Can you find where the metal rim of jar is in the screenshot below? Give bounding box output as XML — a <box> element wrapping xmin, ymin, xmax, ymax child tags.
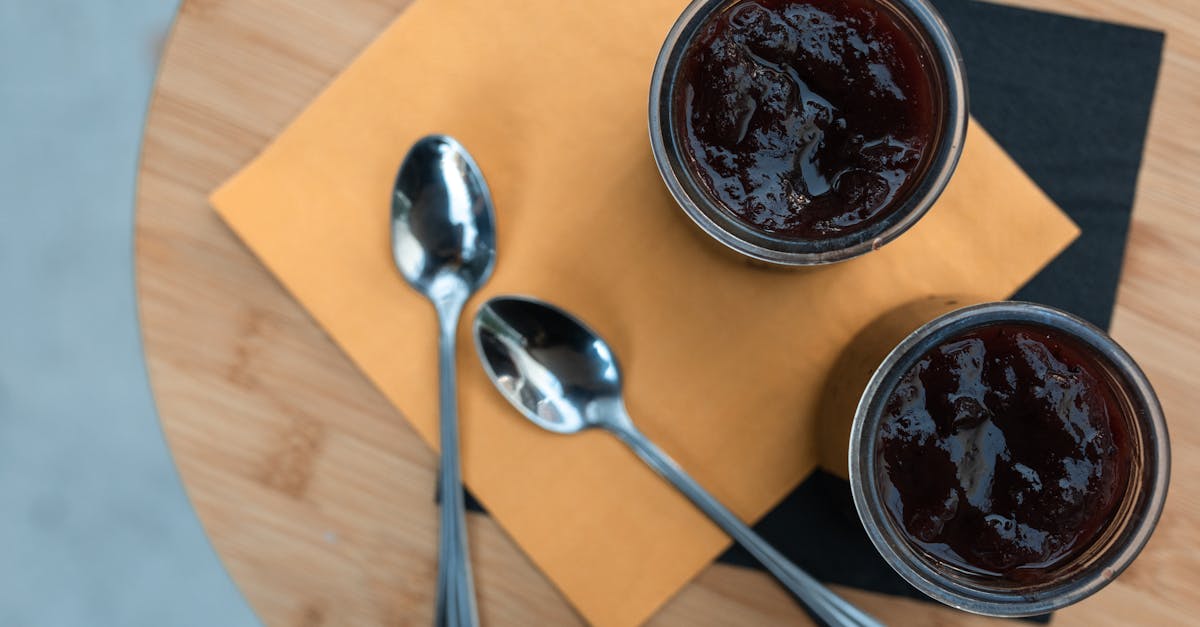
<box><xmin>648</xmin><ymin>0</ymin><xmax>969</xmax><ymax>266</ymax></box>
<box><xmin>848</xmin><ymin>301</ymin><xmax>1171</xmax><ymax>616</ymax></box>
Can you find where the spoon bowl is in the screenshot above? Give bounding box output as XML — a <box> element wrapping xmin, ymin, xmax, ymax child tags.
<box><xmin>475</xmin><ymin>295</ymin><xmax>633</xmax><ymax>432</ymax></box>
<box><xmin>392</xmin><ymin>135</ymin><xmax>496</xmax><ymax>302</ymax></box>
<box><xmin>475</xmin><ymin>297</ymin><xmax>626</xmax><ymax>434</ymax></box>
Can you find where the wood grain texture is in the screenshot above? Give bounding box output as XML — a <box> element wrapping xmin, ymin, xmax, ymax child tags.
<box><xmin>134</xmin><ymin>0</ymin><xmax>1200</xmax><ymax>625</ymax></box>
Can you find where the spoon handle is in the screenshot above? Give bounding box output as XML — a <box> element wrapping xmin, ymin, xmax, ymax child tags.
<box><xmin>613</xmin><ymin>427</ymin><xmax>882</xmax><ymax>627</ymax></box>
<box><xmin>434</xmin><ymin>305</ymin><xmax>479</xmax><ymax>627</ymax></box>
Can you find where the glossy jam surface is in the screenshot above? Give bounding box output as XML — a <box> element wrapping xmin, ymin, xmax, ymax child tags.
<box><xmin>876</xmin><ymin>324</ymin><xmax>1131</xmax><ymax>581</ymax></box>
<box><xmin>674</xmin><ymin>0</ymin><xmax>938</xmax><ymax>241</ymax></box>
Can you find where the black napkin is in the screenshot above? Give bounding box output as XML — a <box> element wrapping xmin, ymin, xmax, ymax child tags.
<box><xmin>941</xmin><ymin>0</ymin><xmax>1163</xmax><ymax>329</ymax></box>
<box><xmin>458</xmin><ymin>0</ymin><xmax>1164</xmax><ymax>619</ymax></box>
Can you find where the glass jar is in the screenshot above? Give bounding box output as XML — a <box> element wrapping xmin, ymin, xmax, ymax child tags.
<box><xmin>849</xmin><ymin>302</ymin><xmax>1170</xmax><ymax>616</ymax></box>
<box><xmin>649</xmin><ymin>0</ymin><xmax>968</xmax><ymax>265</ymax></box>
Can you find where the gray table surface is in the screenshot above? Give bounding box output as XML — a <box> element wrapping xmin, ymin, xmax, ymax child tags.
<box><xmin>1</xmin><ymin>2</ymin><xmax>258</xmax><ymax>625</ymax></box>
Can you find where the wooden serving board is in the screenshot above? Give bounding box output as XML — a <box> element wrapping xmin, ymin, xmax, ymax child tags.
<box><xmin>135</xmin><ymin>0</ymin><xmax>1200</xmax><ymax>624</ymax></box>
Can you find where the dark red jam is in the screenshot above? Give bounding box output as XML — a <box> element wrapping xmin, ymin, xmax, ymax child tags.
<box><xmin>876</xmin><ymin>324</ymin><xmax>1131</xmax><ymax>581</ymax></box>
<box><xmin>674</xmin><ymin>0</ymin><xmax>939</xmax><ymax>241</ymax></box>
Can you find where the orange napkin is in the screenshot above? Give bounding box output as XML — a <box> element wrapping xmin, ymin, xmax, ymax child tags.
<box><xmin>211</xmin><ymin>0</ymin><xmax>1079</xmax><ymax>624</ymax></box>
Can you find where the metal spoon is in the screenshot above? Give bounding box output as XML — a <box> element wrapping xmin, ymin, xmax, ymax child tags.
<box><xmin>472</xmin><ymin>296</ymin><xmax>882</xmax><ymax>627</ymax></box>
<box><xmin>392</xmin><ymin>135</ymin><xmax>496</xmax><ymax>627</ymax></box>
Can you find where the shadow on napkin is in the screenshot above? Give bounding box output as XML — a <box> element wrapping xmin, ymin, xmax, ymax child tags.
<box><xmin>453</xmin><ymin>0</ymin><xmax>1163</xmax><ymax>620</ymax></box>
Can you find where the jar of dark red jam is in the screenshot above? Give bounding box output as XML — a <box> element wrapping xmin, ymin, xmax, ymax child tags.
<box><xmin>849</xmin><ymin>302</ymin><xmax>1170</xmax><ymax>616</ymax></box>
<box><xmin>650</xmin><ymin>0</ymin><xmax>967</xmax><ymax>265</ymax></box>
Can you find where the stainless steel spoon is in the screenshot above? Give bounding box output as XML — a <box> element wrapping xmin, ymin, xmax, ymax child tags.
<box><xmin>392</xmin><ymin>135</ymin><xmax>496</xmax><ymax>627</ymax></box>
<box><xmin>472</xmin><ymin>296</ymin><xmax>882</xmax><ymax>627</ymax></box>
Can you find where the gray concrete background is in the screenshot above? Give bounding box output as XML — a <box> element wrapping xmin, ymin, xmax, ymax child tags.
<box><xmin>1</xmin><ymin>1</ymin><xmax>260</xmax><ymax>625</ymax></box>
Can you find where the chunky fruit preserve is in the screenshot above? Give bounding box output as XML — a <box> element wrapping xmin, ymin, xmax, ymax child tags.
<box><xmin>876</xmin><ymin>323</ymin><xmax>1131</xmax><ymax>581</ymax></box>
<box><xmin>674</xmin><ymin>0</ymin><xmax>938</xmax><ymax>240</ymax></box>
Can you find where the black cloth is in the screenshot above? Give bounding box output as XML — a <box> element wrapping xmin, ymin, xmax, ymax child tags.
<box><xmin>938</xmin><ymin>0</ymin><xmax>1164</xmax><ymax>329</ymax></box>
<box><xmin>458</xmin><ymin>0</ymin><xmax>1165</xmax><ymax>619</ymax></box>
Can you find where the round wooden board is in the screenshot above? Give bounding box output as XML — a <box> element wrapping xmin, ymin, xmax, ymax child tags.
<box><xmin>135</xmin><ymin>1</ymin><xmax>1200</xmax><ymax>624</ymax></box>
